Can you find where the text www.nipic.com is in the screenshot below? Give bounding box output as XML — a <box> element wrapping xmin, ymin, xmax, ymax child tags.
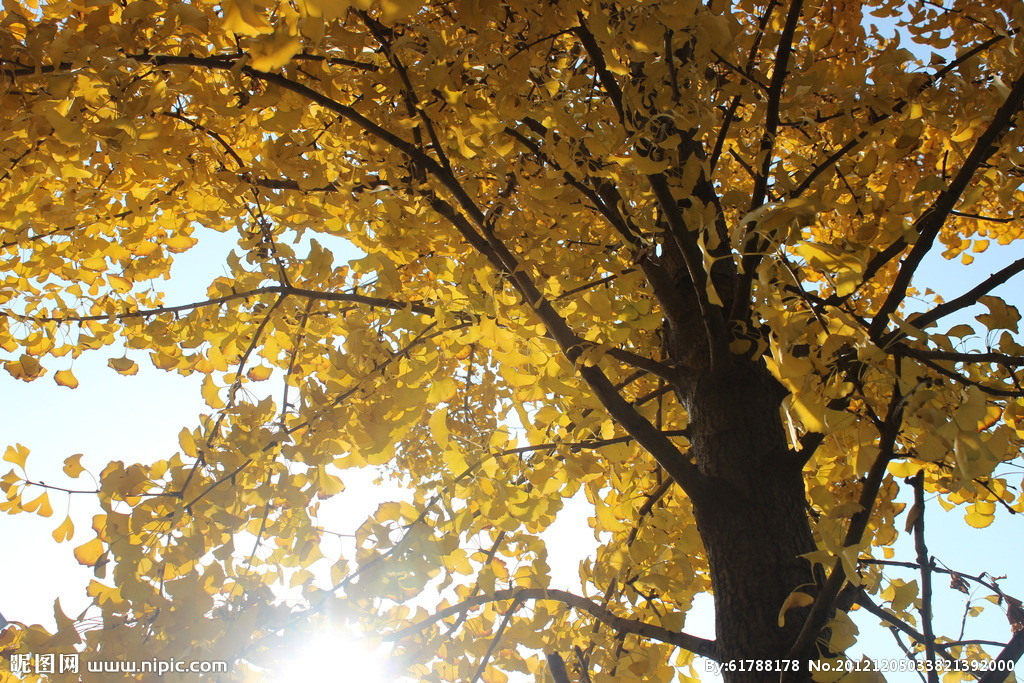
<box><xmin>86</xmin><ymin>659</ymin><xmax>229</xmax><ymax>674</ymax></box>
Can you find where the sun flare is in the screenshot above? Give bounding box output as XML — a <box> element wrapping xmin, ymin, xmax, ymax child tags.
<box><xmin>282</xmin><ymin>630</ymin><xmax>395</xmax><ymax>682</ymax></box>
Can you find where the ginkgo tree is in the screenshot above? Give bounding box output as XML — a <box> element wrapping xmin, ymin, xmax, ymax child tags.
<box><xmin>2</xmin><ymin>0</ymin><xmax>1024</xmax><ymax>680</ymax></box>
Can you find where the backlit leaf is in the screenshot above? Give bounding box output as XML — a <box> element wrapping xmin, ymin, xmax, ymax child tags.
<box><xmin>52</xmin><ymin>515</ymin><xmax>75</xmax><ymax>542</ymax></box>
<box><xmin>63</xmin><ymin>454</ymin><xmax>85</xmax><ymax>478</ymax></box>
<box><xmin>73</xmin><ymin>538</ymin><xmax>105</xmax><ymax>567</ymax></box>
<box><xmin>107</xmin><ymin>357</ymin><xmax>139</xmax><ymax>376</ymax></box>
<box><xmin>54</xmin><ymin>368</ymin><xmax>79</xmax><ymax>389</ymax></box>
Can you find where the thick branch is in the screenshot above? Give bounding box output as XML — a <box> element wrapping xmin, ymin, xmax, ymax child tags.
<box><xmin>977</xmin><ymin>630</ymin><xmax>1024</xmax><ymax>683</ymax></box>
<box><xmin>709</xmin><ymin>0</ymin><xmax>779</xmax><ymax>172</ymax></box>
<box><xmin>868</xmin><ymin>67</ymin><xmax>1024</xmax><ymax>339</ymax></box>
<box><xmin>910</xmin><ymin>256</ymin><xmax>1024</xmax><ymax>329</ymax></box>
<box><xmin>385</xmin><ymin>587</ymin><xmax>718</xmax><ymax>660</ymax></box>
<box><xmin>751</xmin><ymin>0</ymin><xmax>804</xmax><ymax>211</ymax></box>
<box><xmin>730</xmin><ymin>0</ymin><xmax>804</xmax><ymax>324</ymax></box>
<box><xmin>568</xmin><ymin>22</ymin><xmax>732</xmax><ymax>360</ymax></box>
<box><xmin>469</xmin><ymin>598</ymin><xmax>521</xmax><ymax>683</ymax></box>
<box><xmin>897</xmin><ymin>346</ymin><xmax>1024</xmax><ymax>367</ymax></box>
<box><xmin>546</xmin><ymin>652</ymin><xmax>572</xmax><ymax>683</ymax></box>
<box><xmin>507</xmin><ymin>119</ymin><xmax>698</xmax><ymax>354</ymax></box>
<box><xmin>646</xmin><ymin>173</ymin><xmax>732</xmax><ymax>369</ymax></box>
<box><xmin>358</xmin><ymin>11</ymin><xmax>453</xmax><ymax>174</ymax></box>
<box><xmin>573</xmin><ymin>17</ymin><xmax>627</xmax><ymax>125</ymax></box>
<box><xmin>424</xmin><ymin>194</ymin><xmax>706</xmax><ymax>497</ymax></box>
<box><xmin>908</xmin><ymin>354</ymin><xmax>1024</xmax><ymax>398</ymax></box>
<box><xmin>5</xmin><ymin>284</ymin><xmax>434</xmax><ymax>325</ymax></box>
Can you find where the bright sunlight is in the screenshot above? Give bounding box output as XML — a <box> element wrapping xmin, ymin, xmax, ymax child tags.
<box><xmin>280</xmin><ymin>628</ymin><xmax>396</xmax><ymax>682</ymax></box>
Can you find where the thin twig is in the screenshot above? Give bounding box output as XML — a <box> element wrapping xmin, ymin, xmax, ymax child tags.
<box><xmin>911</xmin><ymin>471</ymin><xmax>939</xmax><ymax>682</ymax></box>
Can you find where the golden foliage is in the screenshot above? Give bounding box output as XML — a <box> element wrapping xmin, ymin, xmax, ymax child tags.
<box><xmin>1</xmin><ymin>0</ymin><xmax>1023</xmax><ymax>680</ymax></box>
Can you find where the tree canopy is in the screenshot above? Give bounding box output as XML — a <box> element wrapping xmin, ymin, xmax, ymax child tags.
<box><xmin>2</xmin><ymin>0</ymin><xmax>1024</xmax><ymax>680</ymax></box>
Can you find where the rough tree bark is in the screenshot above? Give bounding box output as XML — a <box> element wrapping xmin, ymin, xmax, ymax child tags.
<box><xmin>653</xmin><ymin>184</ymin><xmax>823</xmax><ymax>679</ymax></box>
<box><xmin>685</xmin><ymin>364</ymin><xmax>821</xmax><ymax>680</ymax></box>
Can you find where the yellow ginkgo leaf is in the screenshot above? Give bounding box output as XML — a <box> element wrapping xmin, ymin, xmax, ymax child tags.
<box><xmin>201</xmin><ymin>374</ymin><xmax>225</xmax><ymax>409</ymax></box>
<box><xmin>778</xmin><ymin>590</ymin><xmax>815</xmax><ymax>627</ymax></box>
<box><xmin>163</xmin><ymin>233</ymin><xmax>197</xmax><ymax>253</ymax></box>
<box><xmin>976</xmin><ymin>296</ymin><xmax>1021</xmax><ymax>333</ymax></box>
<box><xmin>54</xmin><ymin>369</ymin><xmax>79</xmax><ymax>389</ymax></box>
<box><xmin>63</xmin><ymin>454</ymin><xmax>85</xmax><ymax>478</ymax></box>
<box><xmin>23</xmin><ymin>492</ymin><xmax>53</xmax><ymax>517</ymax></box>
<box><xmin>442</xmin><ymin>448</ymin><xmax>469</xmax><ymax>476</ymax></box>
<box><xmin>249</xmin><ymin>31</ymin><xmax>302</xmax><ymax>71</ymax></box>
<box><xmin>81</xmin><ymin>256</ymin><xmax>106</xmax><ymax>271</ymax></box>
<box><xmin>904</xmin><ymin>502</ymin><xmax>921</xmax><ymax>532</ymax></box>
<box><xmin>108</xmin><ymin>357</ymin><xmax>139</xmax><ymax>376</ymax></box>
<box><xmin>429</xmin><ymin>406</ymin><xmax>449</xmax><ymax>449</ymax></box>
<box><xmin>965</xmin><ymin>502</ymin><xmax>995</xmax><ymax>529</ymax></box>
<box><xmin>221</xmin><ymin>0</ymin><xmax>273</xmax><ymax>36</ymax></box>
<box><xmin>74</xmin><ymin>537</ymin><xmax>105</xmax><ymax>567</ymax></box>
<box><xmin>107</xmin><ymin>274</ymin><xmax>132</xmax><ymax>293</ymax></box>
<box><xmin>3</xmin><ymin>444</ymin><xmax>30</xmax><ymax>469</ymax></box>
<box><xmin>52</xmin><ymin>516</ymin><xmax>74</xmax><ymax>543</ymax></box>
<box><xmin>5</xmin><ymin>354</ymin><xmax>44</xmax><ymax>381</ymax></box>
<box><xmin>247</xmin><ymin>365</ymin><xmax>273</xmax><ymax>381</ymax></box>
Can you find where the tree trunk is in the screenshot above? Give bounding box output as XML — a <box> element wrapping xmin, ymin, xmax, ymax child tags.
<box><xmin>683</xmin><ymin>362</ymin><xmax>820</xmax><ymax>681</ymax></box>
<box><xmin>655</xmin><ymin>187</ymin><xmax>822</xmax><ymax>679</ymax></box>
